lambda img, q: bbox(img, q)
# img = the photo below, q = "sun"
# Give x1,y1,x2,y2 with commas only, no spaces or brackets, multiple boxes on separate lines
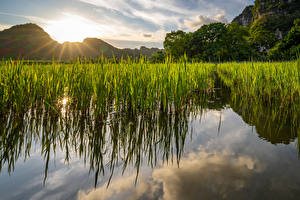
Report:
45,13,99,43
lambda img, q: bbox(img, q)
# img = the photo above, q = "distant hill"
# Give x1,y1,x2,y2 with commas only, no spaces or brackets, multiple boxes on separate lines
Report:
232,0,300,39
232,5,254,27
0,23,161,60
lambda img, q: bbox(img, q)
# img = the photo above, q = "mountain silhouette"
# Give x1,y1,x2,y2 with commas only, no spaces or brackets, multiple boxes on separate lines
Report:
0,23,161,60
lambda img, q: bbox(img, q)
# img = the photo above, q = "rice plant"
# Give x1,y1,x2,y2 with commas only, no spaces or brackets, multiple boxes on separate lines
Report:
0,58,216,185
217,61,300,145
0,58,215,114
0,58,299,186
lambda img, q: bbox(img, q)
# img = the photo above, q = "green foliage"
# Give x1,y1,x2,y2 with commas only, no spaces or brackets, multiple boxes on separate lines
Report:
163,16,298,61
249,29,277,53
163,30,190,58
150,50,166,63
253,0,261,19
268,19,300,60
161,0,300,61
250,13,296,36
223,23,253,60
164,23,253,61
190,23,227,61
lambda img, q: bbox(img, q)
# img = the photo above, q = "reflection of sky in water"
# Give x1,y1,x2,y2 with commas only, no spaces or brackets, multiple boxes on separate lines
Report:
0,109,299,200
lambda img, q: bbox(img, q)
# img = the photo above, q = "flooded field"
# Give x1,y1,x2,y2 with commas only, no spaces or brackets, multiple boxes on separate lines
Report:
0,60,299,199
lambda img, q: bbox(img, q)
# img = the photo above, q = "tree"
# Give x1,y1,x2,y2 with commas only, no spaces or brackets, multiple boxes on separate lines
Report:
190,23,227,61
163,30,190,59
249,29,277,55
224,22,252,61
151,50,166,63
163,22,254,62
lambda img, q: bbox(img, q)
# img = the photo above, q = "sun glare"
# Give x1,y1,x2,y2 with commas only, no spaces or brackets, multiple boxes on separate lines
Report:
45,14,99,43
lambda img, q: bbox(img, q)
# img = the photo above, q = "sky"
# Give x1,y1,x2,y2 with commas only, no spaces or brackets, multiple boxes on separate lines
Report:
0,0,254,48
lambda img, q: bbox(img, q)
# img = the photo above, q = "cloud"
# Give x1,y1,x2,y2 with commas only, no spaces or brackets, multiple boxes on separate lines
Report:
62,0,252,47
78,0,249,28
0,0,254,48
184,14,228,30
215,14,229,23
77,175,137,200
79,0,210,29
43,11,166,47
0,24,11,31
143,34,152,38
104,39,162,49
0,11,48,25
151,150,263,200
77,149,265,200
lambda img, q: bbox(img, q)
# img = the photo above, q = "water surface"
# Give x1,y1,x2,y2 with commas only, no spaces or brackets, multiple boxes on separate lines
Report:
0,89,299,200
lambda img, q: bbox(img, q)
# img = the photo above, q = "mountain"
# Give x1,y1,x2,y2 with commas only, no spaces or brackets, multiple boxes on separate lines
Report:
58,38,122,60
0,23,161,60
0,23,60,59
232,5,254,27
232,0,300,38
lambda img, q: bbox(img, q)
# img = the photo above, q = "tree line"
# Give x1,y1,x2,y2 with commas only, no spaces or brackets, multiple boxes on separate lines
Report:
154,19,300,62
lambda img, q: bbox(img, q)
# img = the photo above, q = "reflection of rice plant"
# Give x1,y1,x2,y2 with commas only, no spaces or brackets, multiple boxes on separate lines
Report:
217,61,300,152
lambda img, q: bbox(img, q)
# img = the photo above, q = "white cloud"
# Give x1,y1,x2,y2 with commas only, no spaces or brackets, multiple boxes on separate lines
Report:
77,149,264,200
77,175,136,200
0,24,11,31
82,0,188,29
43,11,166,47
184,14,228,30
76,0,234,43
0,11,48,25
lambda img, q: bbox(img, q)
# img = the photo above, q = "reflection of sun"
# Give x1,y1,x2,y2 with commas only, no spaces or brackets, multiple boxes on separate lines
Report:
61,97,69,106
59,96,70,116
45,13,99,43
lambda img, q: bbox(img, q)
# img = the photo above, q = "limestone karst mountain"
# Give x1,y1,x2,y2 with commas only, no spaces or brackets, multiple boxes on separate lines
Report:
232,0,300,38
0,23,161,60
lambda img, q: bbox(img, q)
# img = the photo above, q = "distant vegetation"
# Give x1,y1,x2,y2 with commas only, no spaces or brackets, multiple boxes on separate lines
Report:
164,0,300,61
163,19,300,62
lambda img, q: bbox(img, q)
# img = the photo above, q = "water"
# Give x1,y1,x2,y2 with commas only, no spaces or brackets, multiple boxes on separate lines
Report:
0,89,299,200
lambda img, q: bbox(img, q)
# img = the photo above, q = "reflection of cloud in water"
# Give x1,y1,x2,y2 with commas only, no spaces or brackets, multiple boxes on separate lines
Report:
2,109,299,200
77,174,162,200
77,149,265,200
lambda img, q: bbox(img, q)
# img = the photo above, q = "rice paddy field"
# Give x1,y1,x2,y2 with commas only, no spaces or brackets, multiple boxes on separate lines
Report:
0,59,299,199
